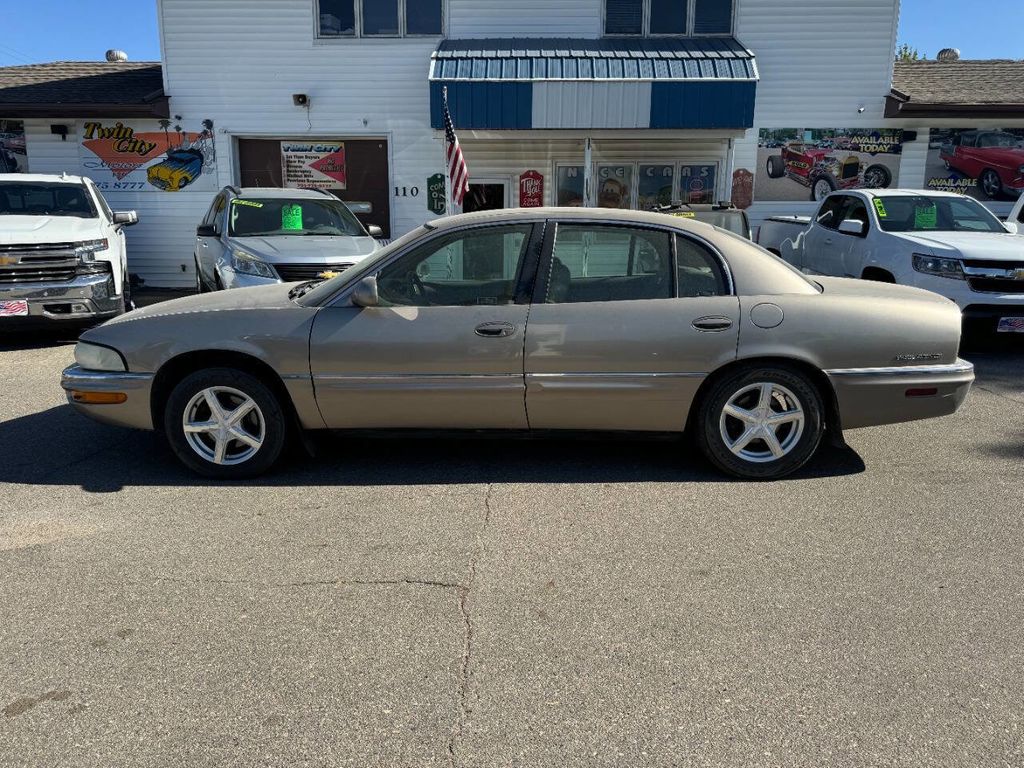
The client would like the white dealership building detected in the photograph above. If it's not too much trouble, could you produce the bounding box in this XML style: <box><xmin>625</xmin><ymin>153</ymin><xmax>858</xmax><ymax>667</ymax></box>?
<box><xmin>1</xmin><ymin>0</ymin><xmax>1022</xmax><ymax>287</ymax></box>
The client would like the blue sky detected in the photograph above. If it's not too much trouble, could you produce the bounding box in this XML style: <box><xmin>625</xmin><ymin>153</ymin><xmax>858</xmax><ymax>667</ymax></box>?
<box><xmin>0</xmin><ymin>0</ymin><xmax>1020</xmax><ymax>66</ymax></box>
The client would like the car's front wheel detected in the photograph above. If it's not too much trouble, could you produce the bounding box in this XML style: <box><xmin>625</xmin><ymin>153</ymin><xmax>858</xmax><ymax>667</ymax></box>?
<box><xmin>980</xmin><ymin>169</ymin><xmax>1002</xmax><ymax>199</ymax></box>
<box><xmin>697</xmin><ymin>365</ymin><xmax>824</xmax><ymax>480</ymax></box>
<box><xmin>164</xmin><ymin>368</ymin><xmax>287</xmax><ymax>478</ymax></box>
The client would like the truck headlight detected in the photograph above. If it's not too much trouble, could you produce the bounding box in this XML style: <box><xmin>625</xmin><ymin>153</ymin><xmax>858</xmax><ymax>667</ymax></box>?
<box><xmin>74</xmin><ymin>342</ymin><xmax>126</xmax><ymax>372</ymax></box>
<box><xmin>231</xmin><ymin>249</ymin><xmax>277</xmax><ymax>279</ymax></box>
<box><xmin>74</xmin><ymin>238</ymin><xmax>110</xmax><ymax>270</ymax></box>
<box><xmin>912</xmin><ymin>253</ymin><xmax>964</xmax><ymax>280</ymax></box>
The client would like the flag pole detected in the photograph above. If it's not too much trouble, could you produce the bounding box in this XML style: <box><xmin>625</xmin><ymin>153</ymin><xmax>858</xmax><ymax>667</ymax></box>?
<box><xmin>443</xmin><ymin>86</ymin><xmax>452</xmax><ymax>216</ymax></box>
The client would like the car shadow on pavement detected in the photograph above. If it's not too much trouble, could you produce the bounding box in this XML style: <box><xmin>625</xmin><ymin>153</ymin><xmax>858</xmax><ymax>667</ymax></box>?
<box><xmin>0</xmin><ymin>327</ymin><xmax>82</xmax><ymax>352</ymax></box>
<box><xmin>0</xmin><ymin>404</ymin><xmax>866</xmax><ymax>492</ymax></box>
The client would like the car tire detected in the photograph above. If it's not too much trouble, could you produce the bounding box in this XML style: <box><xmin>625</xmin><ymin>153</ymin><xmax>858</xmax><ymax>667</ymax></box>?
<box><xmin>980</xmin><ymin>169</ymin><xmax>1002</xmax><ymax>199</ymax></box>
<box><xmin>810</xmin><ymin>175</ymin><xmax>838</xmax><ymax>201</ymax></box>
<box><xmin>696</xmin><ymin>365</ymin><xmax>825</xmax><ymax>481</ymax></box>
<box><xmin>121</xmin><ymin>269</ymin><xmax>134</xmax><ymax>313</ymax></box>
<box><xmin>766</xmin><ymin>154</ymin><xmax>786</xmax><ymax>179</ymax></box>
<box><xmin>863</xmin><ymin>164</ymin><xmax>892</xmax><ymax>189</ymax></box>
<box><xmin>164</xmin><ymin>368</ymin><xmax>287</xmax><ymax>479</ymax></box>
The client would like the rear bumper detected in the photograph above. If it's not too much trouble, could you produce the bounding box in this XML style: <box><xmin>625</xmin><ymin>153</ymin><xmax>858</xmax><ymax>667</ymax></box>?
<box><xmin>826</xmin><ymin>359</ymin><xmax>974</xmax><ymax>430</ymax></box>
<box><xmin>60</xmin><ymin>364</ymin><xmax>155</xmax><ymax>430</ymax></box>
<box><xmin>0</xmin><ymin>274</ymin><xmax>122</xmax><ymax>321</ymax></box>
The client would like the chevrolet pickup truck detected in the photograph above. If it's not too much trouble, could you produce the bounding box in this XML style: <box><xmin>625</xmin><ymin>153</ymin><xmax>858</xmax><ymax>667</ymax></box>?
<box><xmin>757</xmin><ymin>189</ymin><xmax>1024</xmax><ymax>332</ymax></box>
<box><xmin>0</xmin><ymin>173</ymin><xmax>137</xmax><ymax>322</ymax></box>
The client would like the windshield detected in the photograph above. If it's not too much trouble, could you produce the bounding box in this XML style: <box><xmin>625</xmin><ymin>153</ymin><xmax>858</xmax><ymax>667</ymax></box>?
<box><xmin>874</xmin><ymin>195</ymin><xmax>1006</xmax><ymax>233</ymax></box>
<box><xmin>228</xmin><ymin>196</ymin><xmax>365</xmax><ymax>237</ymax></box>
<box><xmin>0</xmin><ymin>182</ymin><xmax>98</xmax><ymax>218</ymax></box>
<box><xmin>977</xmin><ymin>132</ymin><xmax>1020</xmax><ymax>149</ymax></box>
<box><xmin>296</xmin><ymin>225</ymin><xmax>433</xmax><ymax>306</ymax></box>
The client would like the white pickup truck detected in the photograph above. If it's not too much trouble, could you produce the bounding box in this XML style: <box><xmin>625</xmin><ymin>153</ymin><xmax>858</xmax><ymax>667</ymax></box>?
<box><xmin>0</xmin><ymin>173</ymin><xmax>137</xmax><ymax>322</ymax></box>
<box><xmin>757</xmin><ymin>189</ymin><xmax>1024</xmax><ymax>332</ymax></box>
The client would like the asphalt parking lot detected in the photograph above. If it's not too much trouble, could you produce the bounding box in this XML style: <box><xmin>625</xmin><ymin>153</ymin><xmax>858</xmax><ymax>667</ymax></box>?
<box><xmin>1</xmin><ymin>319</ymin><xmax>1022</xmax><ymax>767</ymax></box>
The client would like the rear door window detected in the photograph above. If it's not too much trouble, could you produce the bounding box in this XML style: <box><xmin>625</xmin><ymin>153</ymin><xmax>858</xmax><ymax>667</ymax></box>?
<box><xmin>545</xmin><ymin>225</ymin><xmax>672</xmax><ymax>303</ymax></box>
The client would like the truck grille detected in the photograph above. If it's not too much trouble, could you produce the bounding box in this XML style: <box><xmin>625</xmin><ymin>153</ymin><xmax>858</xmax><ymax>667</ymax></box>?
<box><xmin>839</xmin><ymin>160</ymin><xmax>860</xmax><ymax>180</ymax></box>
<box><xmin>275</xmin><ymin>263</ymin><xmax>354</xmax><ymax>282</ymax></box>
<box><xmin>967</xmin><ymin>277</ymin><xmax>1024</xmax><ymax>294</ymax></box>
<box><xmin>0</xmin><ymin>243</ymin><xmax>79</xmax><ymax>283</ymax></box>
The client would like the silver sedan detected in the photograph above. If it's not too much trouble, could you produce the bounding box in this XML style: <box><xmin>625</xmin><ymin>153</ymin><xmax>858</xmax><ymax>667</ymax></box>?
<box><xmin>62</xmin><ymin>208</ymin><xmax>974</xmax><ymax>480</ymax></box>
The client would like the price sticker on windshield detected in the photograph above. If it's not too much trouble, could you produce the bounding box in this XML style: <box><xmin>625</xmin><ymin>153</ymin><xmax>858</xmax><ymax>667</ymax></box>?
<box><xmin>873</xmin><ymin>198</ymin><xmax>888</xmax><ymax>218</ymax></box>
<box><xmin>672</xmin><ymin>211</ymin><xmax>697</xmax><ymax>218</ymax></box>
<box><xmin>281</xmin><ymin>204</ymin><xmax>303</xmax><ymax>231</ymax></box>
<box><xmin>914</xmin><ymin>204</ymin><xmax>938</xmax><ymax>229</ymax></box>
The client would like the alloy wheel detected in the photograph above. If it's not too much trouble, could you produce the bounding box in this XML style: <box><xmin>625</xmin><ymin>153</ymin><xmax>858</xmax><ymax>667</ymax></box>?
<box><xmin>719</xmin><ymin>382</ymin><xmax>805</xmax><ymax>464</ymax></box>
<box><xmin>182</xmin><ymin>386</ymin><xmax>266</xmax><ymax>466</ymax></box>
<box><xmin>981</xmin><ymin>170</ymin><xmax>1001</xmax><ymax>198</ymax></box>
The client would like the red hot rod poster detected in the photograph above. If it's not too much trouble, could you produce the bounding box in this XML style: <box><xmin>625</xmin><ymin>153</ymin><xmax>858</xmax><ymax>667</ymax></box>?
<box><xmin>756</xmin><ymin>128</ymin><xmax>902</xmax><ymax>203</ymax></box>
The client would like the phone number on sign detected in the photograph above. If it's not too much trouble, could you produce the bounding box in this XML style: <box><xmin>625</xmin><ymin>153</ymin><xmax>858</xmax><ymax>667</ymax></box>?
<box><xmin>94</xmin><ymin>182</ymin><xmax>147</xmax><ymax>191</ymax></box>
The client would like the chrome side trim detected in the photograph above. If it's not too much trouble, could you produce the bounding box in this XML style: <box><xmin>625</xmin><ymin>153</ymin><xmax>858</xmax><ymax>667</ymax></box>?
<box><xmin>528</xmin><ymin>372</ymin><xmax>704</xmax><ymax>379</ymax></box>
<box><xmin>825</xmin><ymin>360</ymin><xmax>974</xmax><ymax>377</ymax></box>
<box><xmin>313</xmin><ymin>373</ymin><xmax>521</xmax><ymax>381</ymax></box>
<box><xmin>61</xmin><ymin>365</ymin><xmax>154</xmax><ymax>387</ymax></box>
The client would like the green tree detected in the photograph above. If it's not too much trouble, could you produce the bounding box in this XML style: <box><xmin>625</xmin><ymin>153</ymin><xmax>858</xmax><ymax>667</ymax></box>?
<box><xmin>896</xmin><ymin>43</ymin><xmax>925</xmax><ymax>62</ymax></box>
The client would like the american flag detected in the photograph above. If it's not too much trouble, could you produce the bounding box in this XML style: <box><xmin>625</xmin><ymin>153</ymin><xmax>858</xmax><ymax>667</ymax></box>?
<box><xmin>997</xmin><ymin>316</ymin><xmax>1024</xmax><ymax>332</ymax></box>
<box><xmin>0</xmin><ymin>300</ymin><xmax>28</xmax><ymax>317</ymax></box>
<box><xmin>442</xmin><ymin>87</ymin><xmax>469</xmax><ymax>208</ymax></box>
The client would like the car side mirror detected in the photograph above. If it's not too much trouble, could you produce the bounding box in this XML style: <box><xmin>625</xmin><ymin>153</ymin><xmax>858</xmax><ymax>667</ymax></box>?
<box><xmin>838</xmin><ymin>218</ymin><xmax>867</xmax><ymax>236</ymax></box>
<box><xmin>1004</xmin><ymin>221</ymin><xmax>1019</xmax><ymax>235</ymax></box>
<box><xmin>367</xmin><ymin>224</ymin><xmax>384</xmax><ymax>238</ymax></box>
<box><xmin>351</xmin><ymin>275</ymin><xmax>379</xmax><ymax>307</ymax></box>
<box><xmin>113</xmin><ymin>210</ymin><xmax>138</xmax><ymax>226</ymax></box>
<box><xmin>196</xmin><ymin>223</ymin><xmax>219</xmax><ymax>237</ymax></box>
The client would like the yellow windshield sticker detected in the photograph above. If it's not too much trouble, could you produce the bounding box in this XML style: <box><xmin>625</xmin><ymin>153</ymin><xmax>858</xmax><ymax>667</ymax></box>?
<box><xmin>873</xmin><ymin>198</ymin><xmax>887</xmax><ymax>218</ymax></box>
<box><xmin>231</xmin><ymin>199</ymin><xmax>264</xmax><ymax>208</ymax></box>
<box><xmin>671</xmin><ymin>211</ymin><xmax>696</xmax><ymax>218</ymax></box>
<box><xmin>914</xmin><ymin>204</ymin><xmax>938</xmax><ymax>229</ymax></box>
<box><xmin>281</xmin><ymin>204</ymin><xmax>303</xmax><ymax>231</ymax></box>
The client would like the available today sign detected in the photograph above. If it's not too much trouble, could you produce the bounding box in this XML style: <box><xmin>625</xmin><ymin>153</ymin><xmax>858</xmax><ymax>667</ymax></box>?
<box><xmin>281</xmin><ymin>142</ymin><xmax>347</xmax><ymax>190</ymax></box>
<box><xmin>78</xmin><ymin>120</ymin><xmax>217</xmax><ymax>193</ymax></box>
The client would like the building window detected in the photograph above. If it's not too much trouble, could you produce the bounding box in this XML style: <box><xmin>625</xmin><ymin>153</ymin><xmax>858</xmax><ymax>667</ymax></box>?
<box><xmin>555</xmin><ymin>161</ymin><xmax>720</xmax><ymax>208</ymax></box>
<box><xmin>317</xmin><ymin>0</ymin><xmax>443</xmax><ymax>38</ymax></box>
<box><xmin>603</xmin><ymin>0</ymin><xmax>733</xmax><ymax>36</ymax></box>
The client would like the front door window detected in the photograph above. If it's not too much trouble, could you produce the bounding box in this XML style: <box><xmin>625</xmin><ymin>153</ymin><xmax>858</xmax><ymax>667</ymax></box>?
<box><xmin>377</xmin><ymin>224</ymin><xmax>533</xmax><ymax>306</ymax></box>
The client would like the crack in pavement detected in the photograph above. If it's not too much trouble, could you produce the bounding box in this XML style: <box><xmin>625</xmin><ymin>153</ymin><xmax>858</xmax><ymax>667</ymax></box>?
<box><xmin>973</xmin><ymin>384</ymin><xmax>1024</xmax><ymax>406</ymax></box>
<box><xmin>448</xmin><ymin>481</ymin><xmax>494</xmax><ymax>768</ymax></box>
<box><xmin>149</xmin><ymin>575</ymin><xmax>463</xmax><ymax>590</ymax></box>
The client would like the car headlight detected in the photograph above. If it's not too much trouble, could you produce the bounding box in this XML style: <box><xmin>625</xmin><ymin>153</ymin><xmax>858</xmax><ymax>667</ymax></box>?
<box><xmin>231</xmin><ymin>249</ymin><xmax>277</xmax><ymax>279</ymax></box>
<box><xmin>912</xmin><ymin>253</ymin><xmax>964</xmax><ymax>280</ymax></box>
<box><xmin>74</xmin><ymin>238</ymin><xmax>110</xmax><ymax>270</ymax></box>
<box><xmin>74</xmin><ymin>342</ymin><xmax>126</xmax><ymax>372</ymax></box>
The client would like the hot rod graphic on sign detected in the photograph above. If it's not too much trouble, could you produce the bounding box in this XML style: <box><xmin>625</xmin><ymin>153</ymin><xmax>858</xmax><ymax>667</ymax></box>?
<box><xmin>755</xmin><ymin>129</ymin><xmax>901</xmax><ymax>203</ymax></box>
<box><xmin>79</xmin><ymin>120</ymin><xmax>216</xmax><ymax>192</ymax></box>
<box><xmin>933</xmin><ymin>129</ymin><xmax>1024</xmax><ymax>200</ymax></box>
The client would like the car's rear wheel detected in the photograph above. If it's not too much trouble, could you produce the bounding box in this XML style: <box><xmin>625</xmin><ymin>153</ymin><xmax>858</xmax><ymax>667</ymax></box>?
<box><xmin>164</xmin><ymin>368</ymin><xmax>287</xmax><ymax>478</ymax></box>
<box><xmin>697</xmin><ymin>366</ymin><xmax>824</xmax><ymax>480</ymax></box>
<box><xmin>766</xmin><ymin>154</ymin><xmax>786</xmax><ymax>179</ymax></box>
<box><xmin>980</xmin><ymin>169</ymin><xmax>1002</xmax><ymax>199</ymax></box>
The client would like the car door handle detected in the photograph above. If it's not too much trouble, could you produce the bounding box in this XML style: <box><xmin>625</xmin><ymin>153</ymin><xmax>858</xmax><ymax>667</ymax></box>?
<box><xmin>692</xmin><ymin>316</ymin><xmax>734</xmax><ymax>332</ymax></box>
<box><xmin>824</xmin><ymin>238</ymin><xmax>833</xmax><ymax>245</ymax></box>
<box><xmin>475</xmin><ymin>321</ymin><xmax>515</xmax><ymax>338</ymax></box>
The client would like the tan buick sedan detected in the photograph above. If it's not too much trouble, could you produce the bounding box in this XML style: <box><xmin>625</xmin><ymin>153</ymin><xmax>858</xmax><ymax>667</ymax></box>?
<box><xmin>62</xmin><ymin>208</ymin><xmax>974</xmax><ymax>480</ymax></box>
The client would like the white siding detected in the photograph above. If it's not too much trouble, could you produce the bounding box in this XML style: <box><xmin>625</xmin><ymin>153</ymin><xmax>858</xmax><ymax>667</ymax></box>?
<box><xmin>447</xmin><ymin>0</ymin><xmax>602</xmax><ymax>38</ymax></box>
<box><xmin>20</xmin><ymin>118</ymin><xmax>203</xmax><ymax>288</ymax></box>
<box><xmin>732</xmin><ymin>0</ymin><xmax>901</xmax><ymax>229</ymax></box>
<box><xmin>532</xmin><ymin>83</ymin><xmax>652</xmax><ymax>129</ymax></box>
<box><xmin>156</xmin><ymin>0</ymin><xmax>445</xmax><ymax>287</ymax></box>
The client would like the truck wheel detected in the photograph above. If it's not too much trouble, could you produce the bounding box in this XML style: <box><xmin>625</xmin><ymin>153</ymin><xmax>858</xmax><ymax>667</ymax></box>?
<box><xmin>810</xmin><ymin>175</ymin><xmax>838</xmax><ymax>201</ymax></box>
<box><xmin>164</xmin><ymin>368</ymin><xmax>287</xmax><ymax>479</ymax></box>
<box><xmin>980</xmin><ymin>169</ymin><xmax>1002</xmax><ymax>199</ymax></box>
<box><xmin>696</xmin><ymin>365</ymin><xmax>824</xmax><ymax>480</ymax></box>
<box><xmin>766</xmin><ymin>155</ymin><xmax>786</xmax><ymax>179</ymax></box>
<box><xmin>863</xmin><ymin>164</ymin><xmax>892</xmax><ymax>189</ymax></box>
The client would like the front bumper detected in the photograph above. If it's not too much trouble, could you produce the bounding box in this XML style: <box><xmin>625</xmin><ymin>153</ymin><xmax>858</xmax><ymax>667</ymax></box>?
<box><xmin>61</xmin><ymin>364</ymin><xmax>155</xmax><ymax>430</ymax></box>
<box><xmin>0</xmin><ymin>274</ymin><xmax>122</xmax><ymax>321</ymax></box>
<box><xmin>826</xmin><ymin>359</ymin><xmax>974</xmax><ymax>430</ymax></box>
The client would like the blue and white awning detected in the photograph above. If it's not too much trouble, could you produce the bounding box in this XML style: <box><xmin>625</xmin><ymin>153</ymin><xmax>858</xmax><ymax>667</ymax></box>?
<box><xmin>429</xmin><ymin>37</ymin><xmax>758</xmax><ymax>131</ymax></box>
